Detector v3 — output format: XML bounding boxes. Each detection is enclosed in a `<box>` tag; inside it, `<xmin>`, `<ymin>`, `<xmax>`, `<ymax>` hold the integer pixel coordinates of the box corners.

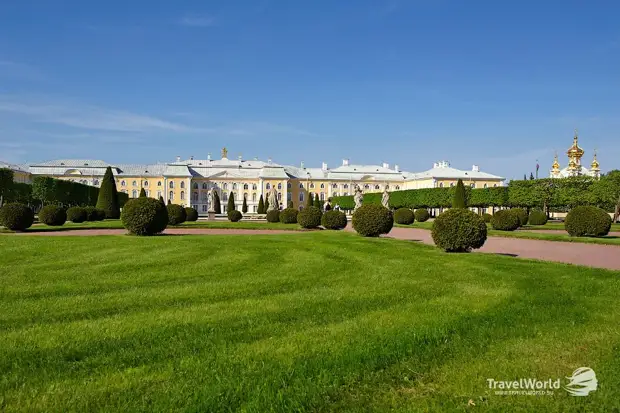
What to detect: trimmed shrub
<box><xmin>185</xmin><ymin>207</ymin><xmax>198</xmax><ymax>222</ymax></box>
<box><xmin>565</xmin><ymin>206</ymin><xmax>612</xmax><ymax>237</ymax></box>
<box><xmin>167</xmin><ymin>204</ymin><xmax>186</xmax><ymax>225</ymax></box>
<box><xmin>452</xmin><ymin>179</ymin><xmax>467</xmax><ymax>208</ymax></box>
<box><xmin>121</xmin><ymin>197</ymin><xmax>168</xmax><ymax>235</ymax></box>
<box><xmin>528</xmin><ymin>209</ymin><xmax>548</xmax><ymax>226</ymax></box>
<box><xmin>242</xmin><ymin>197</ymin><xmax>248</xmax><ymax>214</ymax></box>
<box><xmin>66</xmin><ymin>206</ymin><xmax>87</xmax><ymax>223</ymax></box>
<box><xmin>414</xmin><ymin>209</ymin><xmax>430</xmax><ymax>222</ymax></box>
<box><xmin>482</xmin><ymin>213</ymin><xmax>492</xmax><ymax>223</ymax></box>
<box><xmin>490</xmin><ymin>209</ymin><xmax>520</xmax><ymax>231</ymax></box>
<box><xmin>228</xmin><ymin>210</ymin><xmax>242</xmax><ymax>222</ymax></box>
<box><xmin>84</xmin><ymin>206</ymin><xmax>98</xmax><ymax>221</ymax></box>
<box><xmin>96</xmin><ymin>166</ymin><xmax>120</xmax><ymax>219</ymax></box>
<box><xmin>279</xmin><ymin>208</ymin><xmax>298</xmax><ymax>224</ymax></box>
<box><xmin>258</xmin><ymin>195</ymin><xmax>265</xmax><ymax>214</ymax></box>
<box><xmin>139</xmin><ymin>188</ymin><xmax>146</xmax><ymax>197</ymax></box>
<box><xmin>321</xmin><ymin>210</ymin><xmax>347</xmax><ymax>229</ymax></box>
<box><xmin>95</xmin><ymin>208</ymin><xmax>106</xmax><ymax>221</ymax></box>
<box><xmin>298</xmin><ymin>206</ymin><xmax>322</xmax><ymax>229</ymax></box>
<box><xmin>431</xmin><ymin>208</ymin><xmax>487</xmax><ymax>252</ymax></box>
<box><xmin>227</xmin><ymin>192</ymin><xmax>235</xmax><ymax>214</ymax></box>
<box><xmin>266</xmin><ymin>209</ymin><xmax>280</xmax><ymax>223</ymax></box>
<box><xmin>394</xmin><ymin>208</ymin><xmax>415</xmax><ymax>225</ymax></box>
<box><xmin>0</xmin><ymin>203</ymin><xmax>34</xmax><ymax>231</ymax></box>
<box><xmin>39</xmin><ymin>205</ymin><xmax>67</xmax><ymax>226</ymax></box>
<box><xmin>352</xmin><ymin>204</ymin><xmax>393</xmax><ymax>237</ymax></box>
<box><xmin>511</xmin><ymin>208</ymin><xmax>528</xmax><ymax>226</ymax></box>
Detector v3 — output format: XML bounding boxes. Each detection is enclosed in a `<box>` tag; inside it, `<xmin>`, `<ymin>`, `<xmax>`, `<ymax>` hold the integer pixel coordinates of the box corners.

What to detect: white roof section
<box><xmin>407</xmin><ymin>161</ymin><xmax>505</xmax><ymax>181</ymax></box>
<box><xmin>0</xmin><ymin>160</ymin><xmax>30</xmax><ymax>173</ymax></box>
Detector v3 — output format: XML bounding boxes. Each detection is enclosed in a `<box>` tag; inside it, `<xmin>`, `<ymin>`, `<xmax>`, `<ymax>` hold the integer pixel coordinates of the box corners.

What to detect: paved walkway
<box><xmin>12</xmin><ymin>228</ymin><xmax>300</xmax><ymax>236</ymax></box>
<box><xmin>518</xmin><ymin>229</ymin><xmax>620</xmax><ymax>237</ymax></box>
<box><xmin>384</xmin><ymin>227</ymin><xmax>620</xmax><ymax>270</ymax></box>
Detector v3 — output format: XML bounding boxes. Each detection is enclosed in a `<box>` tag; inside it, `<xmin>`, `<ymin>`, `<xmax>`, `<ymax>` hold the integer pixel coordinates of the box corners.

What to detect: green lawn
<box><xmin>1</xmin><ymin>232</ymin><xmax>619</xmax><ymax>412</ymax></box>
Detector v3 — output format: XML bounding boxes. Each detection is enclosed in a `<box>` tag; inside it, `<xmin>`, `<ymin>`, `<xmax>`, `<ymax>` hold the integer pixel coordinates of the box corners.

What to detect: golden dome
<box><xmin>568</xmin><ymin>157</ymin><xmax>577</xmax><ymax>170</ymax></box>
<box><xmin>567</xmin><ymin>130</ymin><xmax>584</xmax><ymax>159</ymax></box>
<box><xmin>552</xmin><ymin>153</ymin><xmax>560</xmax><ymax>170</ymax></box>
<box><xmin>591</xmin><ymin>151</ymin><xmax>600</xmax><ymax>170</ymax></box>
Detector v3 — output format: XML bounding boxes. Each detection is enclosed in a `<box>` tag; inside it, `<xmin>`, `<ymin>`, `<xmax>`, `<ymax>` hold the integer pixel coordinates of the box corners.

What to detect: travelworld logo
<box><xmin>488</xmin><ymin>367</ymin><xmax>597</xmax><ymax>397</ymax></box>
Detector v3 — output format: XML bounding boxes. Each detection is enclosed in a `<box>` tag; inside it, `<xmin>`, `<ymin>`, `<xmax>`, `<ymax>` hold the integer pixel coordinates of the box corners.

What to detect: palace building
<box><xmin>3</xmin><ymin>148</ymin><xmax>504</xmax><ymax>214</ymax></box>
<box><xmin>550</xmin><ymin>130</ymin><xmax>601</xmax><ymax>179</ymax></box>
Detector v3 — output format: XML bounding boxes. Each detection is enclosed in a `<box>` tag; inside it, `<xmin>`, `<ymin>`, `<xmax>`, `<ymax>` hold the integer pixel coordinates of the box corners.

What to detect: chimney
<box><xmin>472</xmin><ymin>165</ymin><xmax>480</xmax><ymax>172</ymax></box>
<box><xmin>300</xmin><ymin>161</ymin><xmax>305</xmax><ymax>169</ymax></box>
<box><xmin>394</xmin><ymin>164</ymin><xmax>400</xmax><ymax>172</ymax></box>
<box><xmin>322</xmin><ymin>162</ymin><xmax>328</xmax><ymax>171</ymax></box>
<box><xmin>207</xmin><ymin>153</ymin><xmax>211</xmax><ymax>161</ymax></box>
<box><xmin>176</xmin><ymin>156</ymin><xmax>181</xmax><ymax>162</ymax></box>
<box><xmin>268</xmin><ymin>158</ymin><xmax>272</xmax><ymax>164</ymax></box>
<box><xmin>342</xmin><ymin>159</ymin><xmax>349</xmax><ymax>166</ymax></box>
<box><xmin>238</xmin><ymin>155</ymin><xmax>242</xmax><ymax>161</ymax></box>
<box><xmin>382</xmin><ymin>162</ymin><xmax>389</xmax><ymax>169</ymax></box>
<box><xmin>189</xmin><ymin>156</ymin><xmax>194</xmax><ymax>161</ymax></box>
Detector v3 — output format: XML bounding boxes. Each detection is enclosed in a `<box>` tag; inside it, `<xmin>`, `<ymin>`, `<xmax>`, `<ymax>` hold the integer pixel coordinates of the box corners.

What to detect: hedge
<box><xmin>414</xmin><ymin>209</ymin><xmax>430</xmax><ymax>222</ymax></box>
<box><xmin>490</xmin><ymin>210</ymin><xmax>520</xmax><ymax>231</ymax></box>
<box><xmin>279</xmin><ymin>208</ymin><xmax>298</xmax><ymax>224</ymax></box>
<box><xmin>431</xmin><ymin>208</ymin><xmax>487</xmax><ymax>252</ymax></box>
<box><xmin>66</xmin><ymin>206</ymin><xmax>87</xmax><ymax>223</ymax></box>
<box><xmin>321</xmin><ymin>210</ymin><xmax>347</xmax><ymax>229</ymax></box>
<box><xmin>352</xmin><ymin>204</ymin><xmax>393</xmax><ymax>237</ymax></box>
<box><xmin>38</xmin><ymin>205</ymin><xmax>67</xmax><ymax>226</ymax></box>
<box><xmin>510</xmin><ymin>208</ymin><xmax>528</xmax><ymax>227</ymax></box>
<box><xmin>167</xmin><ymin>204</ymin><xmax>187</xmax><ymax>225</ymax></box>
<box><xmin>0</xmin><ymin>203</ymin><xmax>34</xmax><ymax>231</ymax></box>
<box><xmin>228</xmin><ymin>210</ymin><xmax>242</xmax><ymax>222</ymax></box>
<box><xmin>393</xmin><ymin>208</ymin><xmax>414</xmax><ymax>225</ymax></box>
<box><xmin>185</xmin><ymin>207</ymin><xmax>199</xmax><ymax>222</ymax></box>
<box><xmin>565</xmin><ymin>206</ymin><xmax>612</xmax><ymax>237</ymax></box>
<box><xmin>121</xmin><ymin>197</ymin><xmax>168</xmax><ymax>235</ymax></box>
<box><xmin>298</xmin><ymin>206</ymin><xmax>322</xmax><ymax>229</ymax></box>
<box><xmin>266</xmin><ymin>210</ymin><xmax>280</xmax><ymax>223</ymax></box>
<box><xmin>528</xmin><ymin>209</ymin><xmax>548</xmax><ymax>226</ymax></box>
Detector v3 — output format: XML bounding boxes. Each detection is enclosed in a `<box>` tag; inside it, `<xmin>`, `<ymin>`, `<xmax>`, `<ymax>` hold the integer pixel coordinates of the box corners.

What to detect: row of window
<box><xmin>438</xmin><ymin>182</ymin><xmax>497</xmax><ymax>188</ymax></box>
<box><xmin>119</xmin><ymin>180</ymin><xmax>188</xmax><ymax>189</ymax></box>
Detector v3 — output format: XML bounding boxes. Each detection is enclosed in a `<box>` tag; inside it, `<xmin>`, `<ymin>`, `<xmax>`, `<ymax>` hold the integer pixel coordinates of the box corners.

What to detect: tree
<box><xmin>159</xmin><ymin>196</ymin><xmax>166</xmax><ymax>207</ymax></box>
<box><xmin>265</xmin><ymin>198</ymin><xmax>270</xmax><ymax>212</ymax></box>
<box><xmin>0</xmin><ymin>168</ymin><xmax>14</xmax><ymax>207</ymax></box>
<box><xmin>167</xmin><ymin>199</ymin><xmax>171</xmax><ymax>205</ymax></box>
<box><xmin>227</xmin><ymin>191</ymin><xmax>235</xmax><ymax>212</ymax></box>
<box><xmin>524</xmin><ymin>174</ymin><xmax>527</xmax><ymax>181</ymax></box>
<box><xmin>287</xmin><ymin>200</ymin><xmax>293</xmax><ymax>209</ymax></box>
<box><xmin>313</xmin><ymin>194</ymin><xmax>321</xmax><ymax>209</ymax></box>
<box><xmin>257</xmin><ymin>195</ymin><xmax>265</xmax><ymax>214</ymax></box>
<box><xmin>139</xmin><ymin>188</ymin><xmax>146</xmax><ymax>197</ymax></box>
<box><xmin>452</xmin><ymin>179</ymin><xmax>467</xmax><ymax>208</ymax></box>
<box><xmin>214</xmin><ymin>191</ymin><xmax>221</xmax><ymax>213</ymax></box>
<box><xmin>242</xmin><ymin>196</ymin><xmax>248</xmax><ymax>213</ymax></box>
<box><xmin>529</xmin><ymin>172</ymin><xmax>535</xmax><ymax>180</ymax></box>
<box><xmin>306</xmin><ymin>192</ymin><xmax>314</xmax><ymax>208</ymax></box>
<box><xmin>96</xmin><ymin>166</ymin><xmax>120</xmax><ymax>219</ymax></box>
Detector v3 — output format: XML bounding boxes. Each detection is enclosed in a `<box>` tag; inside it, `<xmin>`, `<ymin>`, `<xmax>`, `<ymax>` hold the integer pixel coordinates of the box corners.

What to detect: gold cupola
<box><xmin>552</xmin><ymin>152</ymin><xmax>560</xmax><ymax>171</ymax></box>
<box><xmin>566</xmin><ymin>129</ymin><xmax>584</xmax><ymax>162</ymax></box>
<box><xmin>591</xmin><ymin>150</ymin><xmax>600</xmax><ymax>171</ymax></box>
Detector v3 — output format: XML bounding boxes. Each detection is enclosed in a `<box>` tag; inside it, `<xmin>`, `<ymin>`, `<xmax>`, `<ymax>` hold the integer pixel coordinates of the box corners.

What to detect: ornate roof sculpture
<box><xmin>550</xmin><ymin>130</ymin><xmax>600</xmax><ymax>179</ymax></box>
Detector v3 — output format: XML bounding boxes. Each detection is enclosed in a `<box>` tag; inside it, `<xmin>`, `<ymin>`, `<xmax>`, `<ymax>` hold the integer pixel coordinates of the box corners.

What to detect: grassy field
<box><xmin>1</xmin><ymin>232</ymin><xmax>619</xmax><ymax>412</ymax></box>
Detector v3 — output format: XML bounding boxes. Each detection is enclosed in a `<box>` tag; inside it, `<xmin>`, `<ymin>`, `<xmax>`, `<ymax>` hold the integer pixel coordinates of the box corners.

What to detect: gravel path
<box><xmin>11</xmin><ymin>228</ymin><xmax>300</xmax><ymax>236</ymax></box>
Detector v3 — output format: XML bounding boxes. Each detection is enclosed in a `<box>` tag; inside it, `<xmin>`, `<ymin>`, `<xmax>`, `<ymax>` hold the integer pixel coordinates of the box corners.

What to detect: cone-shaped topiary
<box><xmin>394</xmin><ymin>208</ymin><xmax>415</xmax><ymax>225</ymax></box>
<box><xmin>528</xmin><ymin>209</ymin><xmax>548</xmax><ymax>226</ymax></box>
<box><xmin>139</xmin><ymin>188</ymin><xmax>146</xmax><ymax>198</ymax></box>
<box><xmin>287</xmin><ymin>200</ymin><xmax>293</xmax><ymax>209</ymax></box>
<box><xmin>167</xmin><ymin>204</ymin><xmax>186</xmax><ymax>225</ymax></box>
<box><xmin>306</xmin><ymin>192</ymin><xmax>314</xmax><ymax>208</ymax></box>
<box><xmin>490</xmin><ymin>209</ymin><xmax>520</xmax><ymax>231</ymax></box>
<box><xmin>227</xmin><ymin>191</ymin><xmax>235</xmax><ymax>213</ymax></box>
<box><xmin>321</xmin><ymin>210</ymin><xmax>347</xmax><ymax>229</ymax></box>
<box><xmin>352</xmin><ymin>204</ymin><xmax>393</xmax><ymax>237</ymax></box>
<box><xmin>185</xmin><ymin>207</ymin><xmax>198</xmax><ymax>222</ymax></box>
<box><xmin>414</xmin><ymin>209</ymin><xmax>430</xmax><ymax>222</ymax></box>
<box><xmin>258</xmin><ymin>195</ymin><xmax>265</xmax><ymax>214</ymax></box>
<box><xmin>565</xmin><ymin>206</ymin><xmax>612</xmax><ymax>237</ymax></box>
<box><xmin>96</xmin><ymin>166</ymin><xmax>120</xmax><ymax>219</ymax></box>
<box><xmin>0</xmin><ymin>203</ymin><xmax>34</xmax><ymax>231</ymax></box>
<box><xmin>279</xmin><ymin>208</ymin><xmax>298</xmax><ymax>224</ymax></box>
<box><xmin>228</xmin><ymin>210</ymin><xmax>242</xmax><ymax>222</ymax></box>
<box><xmin>452</xmin><ymin>179</ymin><xmax>467</xmax><ymax>208</ymax></box>
<box><xmin>66</xmin><ymin>206</ymin><xmax>87</xmax><ymax>223</ymax></box>
<box><xmin>431</xmin><ymin>208</ymin><xmax>487</xmax><ymax>252</ymax></box>
<box><xmin>266</xmin><ymin>209</ymin><xmax>279</xmax><ymax>223</ymax></box>
<box><xmin>511</xmin><ymin>208</ymin><xmax>528</xmax><ymax>226</ymax></box>
<box><xmin>121</xmin><ymin>197</ymin><xmax>168</xmax><ymax>235</ymax></box>
<box><xmin>264</xmin><ymin>198</ymin><xmax>270</xmax><ymax>212</ymax></box>
<box><xmin>39</xmin><ymin>205</ymin><xmax>67</xmax><ymax>226</ymax></box>
<box><xmin>167</xmin><ymin>199</ymin><xmax>171</xmax><ymax>206</ymax></box>
<box><xmin>242</xmin><ymin>196</ymin><xmax>248</xmax><ymax>213</ymax></box>
<box><xmin>159</xmin><ymin>196</ymin><xmax>166</xmax><ymax>207</ymax></box>
<box><xmin>214</xmin><ymin>192</ymin><xmax>221</xmax><ymax>214</ymax></box>
<box><xmin>298</xmin><ymin>206</ymin><xmax>322</xmax><ymax>229</ymax></box>
<box><xmin>313</xmin><ymin>195</ymin><xmax>321</xmax><ymax>210</ymax></box>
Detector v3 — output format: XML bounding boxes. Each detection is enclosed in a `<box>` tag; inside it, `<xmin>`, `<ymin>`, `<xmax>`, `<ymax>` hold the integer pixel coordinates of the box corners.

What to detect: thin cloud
<box><xmin>178</xmin><ymin>14</ymin><xmax>215</xmax><ymax>27</ymax></box>
<box><xmin>0</xmin><ymin>60</ymin><xmax>45</xmax><ymax>81</ymax></box>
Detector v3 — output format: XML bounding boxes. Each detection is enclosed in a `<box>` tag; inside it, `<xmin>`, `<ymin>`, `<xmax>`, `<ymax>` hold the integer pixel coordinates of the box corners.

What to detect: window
<box><xmin>450</xmin><ymin>183</ymin><xmax>454</xmax><ymax>187</ymax></box>
<box><xmin>144</xmin><ymin>180</ymin><xmax>149</xmax><ymax>187</ymax></box>
<box><xmin>223</xmin><ymin>183</ymin><xmax>228</xmax><ymax>190</ymax></box>
<box><xmin>395</xmin><ymin>185</ymin><xmax>400</xmax><ymax>190</ymax></box>
<box><xmin>320</xmin><ymin>193</ymin><xmax>325</xmax><ymax>201</ymax></box>
<box><xmin>439</xmin><ymin>183</ymin><xmax>444</xmax><ymax>188</ymax></box>
<box><xmin>180</xmin><ymin>181</ymin><xmax>185</xmax><ymax>189</ymax></box>
<box><xmin>493</xmin><ymin>184</ymin><xmax>498</xmax><ymax>187</ymax></box>
<box><xmin>181</xmin><ymin>191</ymin><xmax>185</xmax><ymax>200</ymax></box>
<box><xmin>146</xmin><ymin>190</ymin><xmax>150</xmax><ymax>197</ymax></box>
<box><xmin>277</xmin><ymin>183</ymin><xmax>282</xmax><ymax>190</ymax></box>
<box><xmin>202</xmin><ymin>205</ymin><xmax>208</xmax><ymax>212</ymax></box>
<box><xmin>169</xmin><ymin>181</ymin><xmax>174</xmax><ymax>188</ymax></box>
<box><xmin>375</xmin><ymin>185</ymin><xmax>380</xmax><ymax>190</ymax></box>
<box><xmin>169</xmin><ymin>191</ymin><xmax>174</xmax><ymax>200</ymax></box>
<box><xmin>484</xmin><ymin>183</ymin><xmax>488</xmax><ymax>188</ymax></box>
<box><xmin>243</xmin><ymin>183</ymin><xmax>248</xmax><ymax>190</ymax></box>
<box><xmin>364</xmin><ymin>184</ymin><xmax>369</xmax><ymax>190</ymax></box>
<box><xmin>299</xmin><ymin>206</ymin><xmax>304</xmax><ymax>211</ymax></box>
<box><xmin>157</xmin><ymin>191</ymin><xmax>161</xmax><ymax>198</ymax></box>
<box><xmin>157</xmin><ymin>181</ymin><xmax>162</xmax><ymax>187</ymax></box>
<box><xmin>121</xmin><ymin>180</ymin><xmax>126</xmax><ymax>187</ymax></box>
<box><xmin>310</xmin><ymin>183</ymin><xmax>315</xmax><ymax>189</ymax></box>
<box><xmin>299</xmin><ymin>193</ymin><xmax>304</xmax><ymax>202</ymax></box>
<box><xmin>253</xmin><ymin>206</ymin><xmax>257</xmax><ymax>213</ymax></box>
<box><xmin>320</xmin><ymin>183</ymin><xmax>325</xmax><ymax>189</ymax></box>
<box><xmin>343</xmin><ymin>184</ymin><xmax>349</xmax><ymax>189</ymax></box>
<box><xmin>332</xmin><ymin>183</ymin><xmax>337</xmax><ymax>189</ymax></box>
<box><xmin>233</xmin><ymin>183</ymin><xmax>237</xmax><ymax>190</ymax></box>
<box><xmin>132</xmin><ymin>190</ymin><xmax>137</xmax><ymax>197</ymax></box>
<box><xmin>252</xmin><ymin>193</ymin><xmax>257</xmax><ymax>201</ymax></box>
<box><xmin>193</xmin><ymin>182</ymin><xmax>198</xmax><ymax>189</ymax></box>
<box><xmin>287</xmin><ymin>192</ymin><xmax>292</xmax><ymax>201</ymax></box>
<box><xmin>299</xmin><ymin>183</ymin><xmax>304</xmax><ymax>189</ymax></box>
<box><xmin>470</xmin><ymin>183</ymin><xmax>475</xmax><ymax>188</ymax></box>
<box><xmin>278</xmin><ymin>192</ymin><xmax>282</xmax><ymax>200</ymax></box>
<box><xmin>223</xmin><ymin>193</ymin><xmax>228</xmax><ymax>201</ymax></box>
<box><xmin>193</xmin><ymin>192</ymin><xmax>198</xmax><ymax>201</ymax></box>
<box><xmin>93</xmin><ymin>179</ymin><xmax>99</xmax><ymax>186</ymax></box>
<box><xmin>252</xmin><ymin>184</ymin><xmax>257</xmax><ymax>190</ymax></box>
<box><xmin>266</xmin><ymin>183</ymin><xmax>271</xmax><ymax>190</ymax></box>
<box><xmin>132</xmin><ymin>180</ymin><xmax>137</xmax><ymax>187</ymax></box>
<box><xmin>223</xmin><ymin>206</ymin><xmax>227</xmax><ymax>213</ymax></box>
<box><xmin>202</xmin><ymin>182</ymin><xmax>208</xmax><ymax>189</ymax></box>
<box><xmin>333</xmin><ymin>192</ymin><xmax>339</xmax><ymax>197</ymax></box>
<box><xmin>287</xmin><ymin>182</ymin><xmax>292</xmax><ymax>189</ymax></box>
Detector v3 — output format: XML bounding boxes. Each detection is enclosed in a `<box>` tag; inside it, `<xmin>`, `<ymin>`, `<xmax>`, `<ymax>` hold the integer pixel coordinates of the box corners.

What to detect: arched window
<box><xmin>299</xmin><ymin>206</ymin><xmax>304</xmax><ymax>211</ymax></box>
<box><xmin>364</xmin><ymin>184</ymin><xmax>369</xmax><ymax>189</ymax></box>
<box><xmin>169</xmin><ymin>191</ymin><xmax>174</xmax><ymax>200</ymax></box>
<box><xmin>333</xmin><ymin>192</ymin><xmax>339</xmax><ymax>197</ymax></box>
<box><xmin>287</xmin><ymin>192</ymin><xmax>292</xmax><ymax>201</ymax></box>
<box><xmin>299</xmin><ymin>183</ymin><xmax>304</xmax><ymax>189</ymax></box>
<box><xmin>222</xmin><ymin>192</ymin><xmax>228</xmax><ymax>201</ymax></box>
<box><xmin>121</xmin><ymin>180</ymin><xmax>126</xmax><ymax>187</ymax></box>
<box><xmin>202</xmin><ymin>182</ymin><xmax>207</xmax><ymax>189</ymax></box>
<box><xmin>320</xmin><ymin>183</ymin><xmax>325</xmax><ymax>189</ymax></box>
<box><xmin>395</xmin><ymin>185</ymin><xmax>400</xmax><ymax>190</ymax></box>
<box><xmin>252</xmin><ymin>193</ymin><xmax>256</xmax><ymax>201</ymax></box>
<box><xmin>374</xmin><ymin>185</ymin><xmax>380</xmax><ymax>190</ymax></box>
<box><xmin>493</xmin><ymin>184</ymin><xmax>498</xmax><ymax>187</ymax></box>
<box><xmin>193</xmin><ymin>182</ymin><xmax>198</xmax><ymax>189</ymax></box>
<box><xmin>299</xmin><ymin>193</ymin><xmax>304</xmax><ymax>202</ymax></box>
<box><xmin>266</xmin><ymin>183</ymin><xmax>271</xmax><ymax>190</ymax></box>
<box><xmin>193</xmin><ymin>192</ymin><xmax>198</xmax><ymax>201</ymax></box>
<box><xmin>169</xmin><ymin>181</ymin><xmax>174</xmax><ymax>188</ymax></box>
<box><xmin>470</xmin><ymin>183</ymin><xmax>475</xmax><ymax>188</ymax></box>
<box><xmin>320</xmin><ymin>192</ymin><xmax>325</xmax><ymax>201</ymax></box>
<box><xmin>277</xmin><ymin>183</ymin><xmax>282</xmax><ymax>190</ymax></box>
<box><xmin>157</xmin><ymin>181</ymin><xmax>162</xmax><ymax>187</ymax></box>
<box><xmin>243</xmin><ymin>183</ymin><xmax>248</xmax><ymax>190</ymax></box>
<box><xmin>252</xmin><ymin>184</ymin><xmax>257</xmax><ymax>190</ymax></box>
<box><xmin>132</xmin><ymin>190</ymin><xmax>137</xmax><ymax>197</ymax></box>
<box><xmin>223</xmin><ymin>183</ymin><xmax>228</xmax><ymax>190</ymax></box>
<box><xmin>332</xmin><ymin>183</ymin><xmax>337</xmax><ymax>189</ymax></box>
<box><xmin>278</xmin><ymin>192</ymin><xmax>282</xmax><ymax>200</ymax></box>
<box><xmin>144</xmin><ymin>180</ymin><xmax>149</xmax><ymax>187</ymax></box>
<box><xmin>132</xmin><ymin>180</ymin><xmax>137</xmax><ymax>187</ymax></box>
<box><xmin>180</xmin><ymin>191</ymin><xmax>185</xmax><ymax>200</ymax></box>
<box><xmin>233</xmin><ymin>183</ymin><xmax>237</xmax><ymax>190</ymax></box>
<box><xmin>180</xmin><ymin>181</ymin><xmax>185</xmax><ymax>189</ymax></box>
<box><xmin>343</xmin><ymin>184</ymin><xmax>349</xmax><ymax>189</ymax></box>
<box><xmin>287</xmin><ymin>182</ymin><xmax>292</xmax><ymax>189</ymax></box>
<box><xmin>439</xmin><ymin>183</ymin><xmax>444</xmax><ymax>188</ymax></box>
<box><xmin>310</xmin><ymin>183</ymin><xmax>315</xmax><ymax>189</ymax></box>
<box><xmin>484</xmin><ymin>183</ymin><xmax>488</xmax><ymax>188</ymax></box>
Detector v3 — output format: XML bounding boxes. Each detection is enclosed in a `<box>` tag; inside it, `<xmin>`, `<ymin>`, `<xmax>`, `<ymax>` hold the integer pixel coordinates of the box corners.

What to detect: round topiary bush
<box><xmin>565</xmin><ymin>206</ymin><xmax>612</xmax><ymax>237</ymax></box>
<box><xmin>266</xmin><ymin>210</ymin><xmax>280</xmax><ymax>223</ymax></box>
<box><xmin>228</xmin><ymin>210</ymin><xmax>242</xmax><ymax>222</ymax></box>
<box><xmin>482</xmin><ymin>213</ymin><xmax>492</xmax><ymax>223</ymax></box>
<box><xmin>414</xmin><ymin>209</ymin><xmax>430</xmax><ymax>222</ymax></box>
<box><xmin>490</xmin><ymin>209</ymin><xmax>520</xmax><ymax>231</ymax></box>
<box><xmin>279</xmin><ymin>208</ymin><xmax>298</xmax><ymax>224</ymax></box>
<box><xmin>66</xmin><ymin>206</ymin><xmax>87</xmax><ymax>223</ymax></box>
<box><xmin>38</xmin><ymin>205</ymin><xmax>67</xmax><ymax>226</ymax></box>
<box><xmin>352</xmin><ymin>204</ymin><xmax>393</xmax><ymax>237</ymax></box>
<box><xmin>298</xmin><ymin>206</ymin><xmax>322</xmax><ymax>229</ymax></box>
<box><xmin>121</xmin><ymin>197</ymin><xmax>168</xmax><ymax>235</ymax></box>
<box><xmin>0</xmin><ymin>203</ymin><xmax>34</xmax><ymax>231</ymax></box>
<box><xmin>528</xmin><ymin>209</ymin><xmax>548</xmax><ymax>226</ymax></box>
<box><xmin>321</xmin><ymin>210</ymin><xmax>347</xmax><ymax>229</ymax></box>
<box><xmin>394</xmin><ymin>208</ymin><xmax>415</xmax><ymax>225</ymax></box>
<box><xmin>431</xmin><ymin>208</ymin><xmax>487</xmax><ymax>252</ymax></box>
<box><xmin>95</xmin><ymin>208</ymin><xmax>106</xmax><ymax>221</ymax></box>
<box><xmin>185</xmin><ymin>207</ymin><xmax>198</xmax><ymax>222</ymax></box>
<box><xmin>511</xmin><ymin>208</ymin><xmax>528</xmax><ymax>227</ymax></box>
<box><xmin>84</xmin><ymin>206</ymin><xmax>98</xmax><ymax>221</ymax></box>
<box><xmin>167</xmin><ymin>204</ymin><xmax>186</xmax><ymax>225</ymax></box>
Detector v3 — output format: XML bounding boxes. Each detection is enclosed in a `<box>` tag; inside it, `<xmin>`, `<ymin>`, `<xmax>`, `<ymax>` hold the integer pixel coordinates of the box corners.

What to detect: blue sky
<box><xmin>0</xmin><ymin>0</ymin><xmax>618</xmax><ymax>180</ymax></box>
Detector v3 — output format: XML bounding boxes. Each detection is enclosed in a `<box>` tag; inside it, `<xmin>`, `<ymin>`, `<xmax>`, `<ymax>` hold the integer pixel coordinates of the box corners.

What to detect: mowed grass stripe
<box><xmin>1</xmin><ymin>233</ymin><xmax>619</xmax><ymax>411</ymax></box>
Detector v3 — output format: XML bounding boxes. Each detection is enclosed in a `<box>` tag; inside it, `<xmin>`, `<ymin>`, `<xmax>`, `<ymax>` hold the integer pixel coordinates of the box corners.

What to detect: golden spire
<box><xmin>567</xmin><ymin>129</ymin><xmax>584</xmax><ymax>161</ymax></box>
<box><xmin>591</xmin><ymin>149</ymin><xmax>600</xmax><ymax>170</ymax></box>
<box><xmin>221</xmin><ymin>147</ymin><xmax>228</xmax><ymax>159</ymax></box>
<box><xmin>552</xmin><ymin>152</ymin><xmax>560</xmax><ymax>171</ymax></box>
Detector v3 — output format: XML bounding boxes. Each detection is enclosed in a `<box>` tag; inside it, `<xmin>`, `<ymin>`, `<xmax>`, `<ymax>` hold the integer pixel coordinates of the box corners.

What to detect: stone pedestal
<box><xmin>208</xmin><ymin>211</ymin><xmax>215</xmax><ymax>221</ymax></box>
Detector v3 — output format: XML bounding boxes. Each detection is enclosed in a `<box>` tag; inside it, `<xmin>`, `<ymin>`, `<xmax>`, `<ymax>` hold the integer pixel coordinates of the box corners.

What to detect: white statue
<box><xmin>353</xmin><ymin>185</ymin><xmax>363</xmax><ymax>211</ymax></box>
<box><xmin>382</xmin><ymin>187</ymin><xmax>390</xmax><ymax>209</ymax></box>
<box><xmin>267</xmin><ymin>187</ymin><xmax>278</xmax><ymax>212</ymax></box>
<box><xmin>208</xmin><ymin>188</ymin><xmax>216</xmax><ymax>212</ymax></box>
